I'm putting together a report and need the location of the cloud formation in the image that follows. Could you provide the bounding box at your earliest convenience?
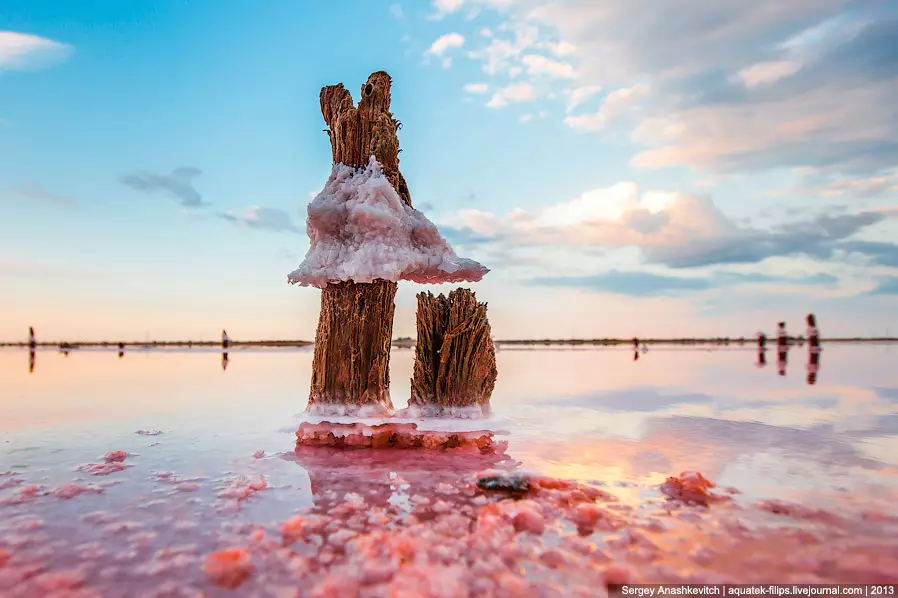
[439,181,887,269]
[0,31,73,71]
[119,167,205,207]
[442,0,898,188]
[219,206,301,234]
[528,269,838,296]
[8,186,76,206]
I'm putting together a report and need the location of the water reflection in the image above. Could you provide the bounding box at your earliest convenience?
[777,346,788,376]
[756,348,766,368]
[28,349,35,374]
[2,345,897,510]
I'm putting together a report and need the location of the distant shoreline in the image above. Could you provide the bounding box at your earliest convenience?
[2,336,896,349]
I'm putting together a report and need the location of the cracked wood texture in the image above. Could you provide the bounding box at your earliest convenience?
[410,288,498,415]
[308,71,410,413]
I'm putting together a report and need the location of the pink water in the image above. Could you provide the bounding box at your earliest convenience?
[1,345,897,596]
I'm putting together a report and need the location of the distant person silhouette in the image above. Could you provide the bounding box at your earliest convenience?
[806,314,820,351]
[118,342,125,359]
[757,332,767,350]
[28,327,36,350]
[806,313,821,384]
[222,329,230,350]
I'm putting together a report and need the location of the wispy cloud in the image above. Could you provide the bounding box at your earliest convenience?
[486,82,537,108]
[119,167,205,208]
[426,33,465,56]
[0,31,73,71]
[8,185,76,206]
[520,54,575,79]
[219,206,301,234]
[528,269,838,296]
[389,3,405,19]
[463,82,489,94]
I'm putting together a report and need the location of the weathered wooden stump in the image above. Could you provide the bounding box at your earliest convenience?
[410,288,498,415]
[307,72,409,414]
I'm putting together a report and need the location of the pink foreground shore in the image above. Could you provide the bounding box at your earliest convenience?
[1,427,897,597]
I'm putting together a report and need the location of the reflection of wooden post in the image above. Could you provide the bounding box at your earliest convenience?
[308,72,410,413]
[410,289,497,415]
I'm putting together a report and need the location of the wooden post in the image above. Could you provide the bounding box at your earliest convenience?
[308,72,410,414]
[410,288,497,415]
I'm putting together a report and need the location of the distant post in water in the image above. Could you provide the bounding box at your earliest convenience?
[776,322,788,348]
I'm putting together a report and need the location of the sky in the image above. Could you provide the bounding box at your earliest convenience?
[2,0,897,342]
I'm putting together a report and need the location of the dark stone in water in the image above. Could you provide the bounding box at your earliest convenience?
[477,472,530,494]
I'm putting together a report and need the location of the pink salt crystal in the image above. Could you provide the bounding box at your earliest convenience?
[281,516,307,545]
[309,574,360,598]
[0,548,10,567]
[204,547,254,589]
[661,471,723,506]
[52,484,102,500]
[0,478,22,490]
[253,450,265,459]
[603,562,633,585]
[80,462,128,476]
[176,482,199,493]
[104,451,128,463]
[33,569,87,591]
[360,561,396,585]
[571,503,604,530]
[512,505,546,535]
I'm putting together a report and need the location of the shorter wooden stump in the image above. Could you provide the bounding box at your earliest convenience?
[409,288,497,416]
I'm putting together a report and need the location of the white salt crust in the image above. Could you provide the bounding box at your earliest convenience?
[288,157,488,288]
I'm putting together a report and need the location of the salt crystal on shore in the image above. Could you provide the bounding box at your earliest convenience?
[288,157,488,287]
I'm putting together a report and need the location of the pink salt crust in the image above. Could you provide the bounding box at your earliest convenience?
[295,421,504,453]
[2,449,898,596]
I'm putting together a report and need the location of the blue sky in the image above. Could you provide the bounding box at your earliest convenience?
[2,0,897,341]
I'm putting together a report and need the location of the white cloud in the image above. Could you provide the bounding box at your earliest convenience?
[463,82,489,94]
[564,84,648,132]
[442,181,736,249]
[520,113,533,123]
[0,31,73,71]
[521,54,576,79]
[480,27,494,37]
[468,23,540,75]
[431,0,466,19]
[565,85,602,113]
[736,59,803,88]
[389,3,405,18]
[486,83,537,108]
[426,32,465,56]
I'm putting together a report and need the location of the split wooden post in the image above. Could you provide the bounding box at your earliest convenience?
[308,72,410,413]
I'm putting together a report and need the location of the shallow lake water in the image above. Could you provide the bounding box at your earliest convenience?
[2,344,897,596]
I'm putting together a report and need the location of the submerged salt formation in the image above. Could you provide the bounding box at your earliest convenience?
[408,288,497,417]
[289,71,489,415]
